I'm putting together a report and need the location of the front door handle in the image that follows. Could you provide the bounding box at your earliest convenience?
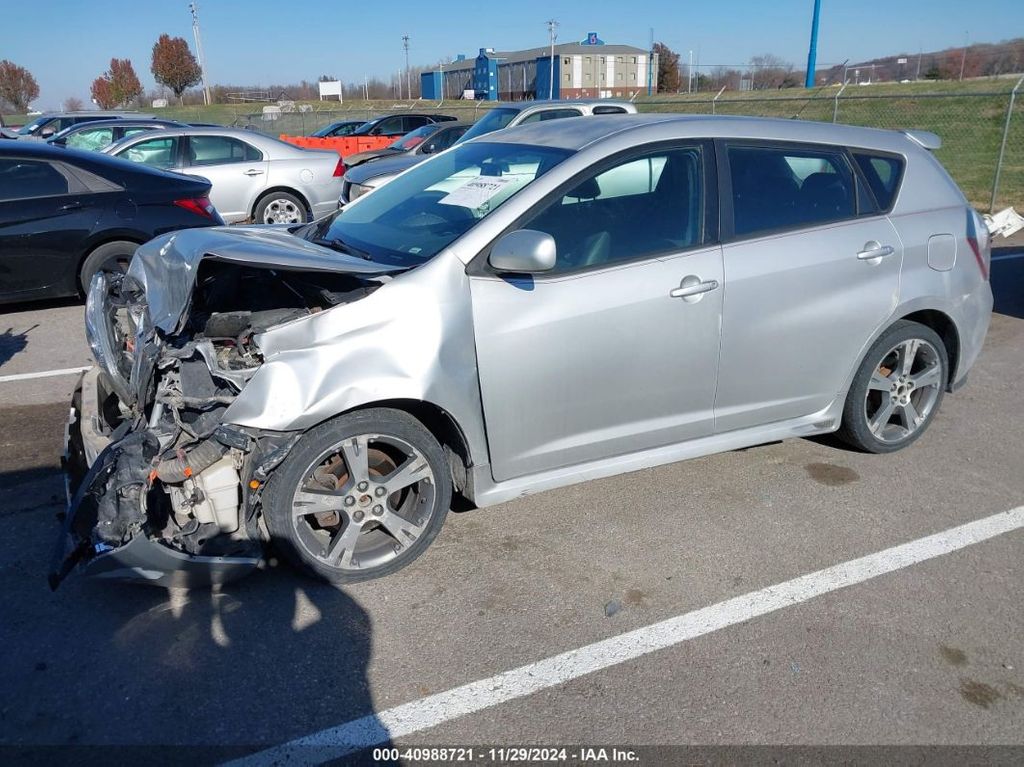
[59,201,82,211]
[670,276,720,303]
[243,169,265,176]
[857,242,895,261]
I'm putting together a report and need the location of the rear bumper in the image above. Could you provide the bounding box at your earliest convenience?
[952,280,994,387]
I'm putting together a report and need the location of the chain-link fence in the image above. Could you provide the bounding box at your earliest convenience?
[197,81,1024,213]
[234,102,495,137]
[638,83,1024,212]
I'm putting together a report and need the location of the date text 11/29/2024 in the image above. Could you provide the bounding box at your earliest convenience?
[372,747,640,763]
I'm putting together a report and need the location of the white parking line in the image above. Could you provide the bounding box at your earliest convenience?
[227,505,1024,767]
[0,366,91,384]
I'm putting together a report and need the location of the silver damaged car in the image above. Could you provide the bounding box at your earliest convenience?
[53,115,993,588]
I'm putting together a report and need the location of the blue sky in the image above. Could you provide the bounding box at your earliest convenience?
[2,0,1018,107]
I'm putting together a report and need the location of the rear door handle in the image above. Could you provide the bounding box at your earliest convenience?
[670,276,720,302]
[857,243,895,261]
[243,169,265,176]
[59,201,82,211]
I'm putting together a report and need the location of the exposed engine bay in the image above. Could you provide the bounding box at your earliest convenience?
[52,249,391,589]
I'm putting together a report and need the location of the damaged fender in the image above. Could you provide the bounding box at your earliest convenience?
[223,250,489,463]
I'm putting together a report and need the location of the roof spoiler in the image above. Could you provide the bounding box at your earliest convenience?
[902,130,941,151]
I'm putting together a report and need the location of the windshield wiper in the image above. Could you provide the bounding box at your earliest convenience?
[312,237,373,261]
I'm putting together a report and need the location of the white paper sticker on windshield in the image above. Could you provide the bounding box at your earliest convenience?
[438,176,515,209]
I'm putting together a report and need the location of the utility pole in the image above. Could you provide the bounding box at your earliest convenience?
[402,35,411,100]
[189,2,211,105]
[959,31,968,81]
[804,0,822,89]
[546,19,558,100]
[363,74,368,101]
[648,28,654,96]
[915,47,922,80]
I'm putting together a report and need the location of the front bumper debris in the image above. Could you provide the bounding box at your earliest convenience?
[50,374,260,590]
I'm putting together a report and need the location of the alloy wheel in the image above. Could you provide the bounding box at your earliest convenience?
[262,198,303,224]
[290,433,436,572]
[863,338,943,444]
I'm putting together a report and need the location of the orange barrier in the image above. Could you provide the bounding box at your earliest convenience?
[279,134,398,158]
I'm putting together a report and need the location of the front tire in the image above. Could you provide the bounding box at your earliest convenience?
[263,408,451,584]
[837,321,948,453]
[254,191,307,224]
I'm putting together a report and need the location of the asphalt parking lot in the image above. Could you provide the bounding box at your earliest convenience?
[1,249,1023,764]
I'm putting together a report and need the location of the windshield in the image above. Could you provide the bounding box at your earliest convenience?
[390,124,438,151]
[457,108,520,144]
[17,117,49,136]
[306,141,571,267]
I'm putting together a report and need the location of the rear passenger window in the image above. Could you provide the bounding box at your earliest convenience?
[727,145,856,237]
[592,106,627,115]
[853,153,904,210]
[0,159,70,200]
[518,108,584,124]
[189,135,260,166]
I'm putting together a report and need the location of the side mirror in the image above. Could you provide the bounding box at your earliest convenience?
[488,230,556,273]
[421,142,437,154]
[39,126,56,138]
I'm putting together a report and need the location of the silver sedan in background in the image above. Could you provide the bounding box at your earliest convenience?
[103,127,344,224]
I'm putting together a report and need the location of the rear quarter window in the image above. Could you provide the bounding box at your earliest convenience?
[853,153,904,210]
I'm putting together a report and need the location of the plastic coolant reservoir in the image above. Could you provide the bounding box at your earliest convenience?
[191,456,241,533]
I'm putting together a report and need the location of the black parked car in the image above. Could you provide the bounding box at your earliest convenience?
[309,119,367,138]
[47,119,189,150]
[0,141,223,304]
[349,113,456,138]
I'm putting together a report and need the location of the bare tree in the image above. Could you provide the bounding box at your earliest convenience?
[63,97,84,111]
[749,54,795,89]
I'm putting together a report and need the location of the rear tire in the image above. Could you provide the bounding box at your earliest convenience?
[254,192,307,224]
[79,241,138,293]
[836,321,948,453]
[263,408,451,584]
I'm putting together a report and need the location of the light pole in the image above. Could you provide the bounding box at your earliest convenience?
[546,19,558,100]
[189,2,212,105]
[804,0,822,89]
[402,35,411,100]
[959,31,969,81]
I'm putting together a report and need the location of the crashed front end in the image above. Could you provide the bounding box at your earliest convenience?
[51,228,398,589]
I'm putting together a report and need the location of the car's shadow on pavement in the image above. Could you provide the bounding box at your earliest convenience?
[0,459,389,763]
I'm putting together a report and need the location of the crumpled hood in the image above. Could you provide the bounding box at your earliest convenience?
[126,225,403,334]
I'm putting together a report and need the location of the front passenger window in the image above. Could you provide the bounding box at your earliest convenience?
[522,146,704,274]
[120,136,179,169]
